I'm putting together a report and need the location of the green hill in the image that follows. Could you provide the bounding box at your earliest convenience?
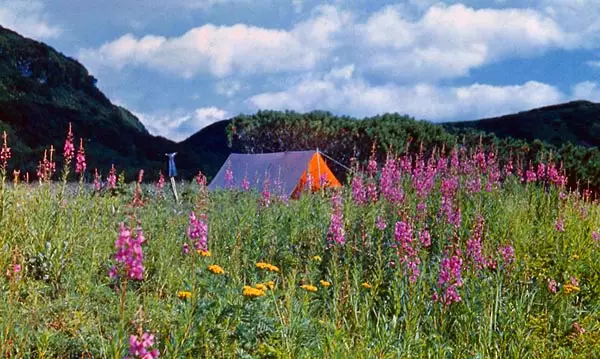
[0,25,178,179]
[443,100,600,147]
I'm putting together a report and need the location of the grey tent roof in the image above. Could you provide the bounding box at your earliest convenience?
[208,151,317,196]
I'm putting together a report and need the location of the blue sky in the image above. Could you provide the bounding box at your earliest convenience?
[2,0,600,141]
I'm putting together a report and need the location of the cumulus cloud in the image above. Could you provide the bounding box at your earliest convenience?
[135,107,229,141]
[357,3,571,80]
[78,5,351,78]
[248,66,564,121]
[0,0,62,40]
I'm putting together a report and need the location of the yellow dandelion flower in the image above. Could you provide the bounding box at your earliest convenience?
[312,255,322,262]
[207,264,225,275]
[256,262,280,272]
[319,280,331,287]
[198,250,211,257]
[563,284,580,294]
[255,283,268,291]
[572,254,580,260]
[265,280,275,290]
[243,285,266,298]
[177,291,192,300]
[300,284,318,292]
[361,282,372,289]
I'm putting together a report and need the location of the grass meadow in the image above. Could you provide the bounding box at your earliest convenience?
[1,138,600,358]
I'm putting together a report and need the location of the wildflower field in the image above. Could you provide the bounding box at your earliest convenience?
[1,130,600,358]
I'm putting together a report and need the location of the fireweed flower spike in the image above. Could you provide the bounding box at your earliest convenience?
[156,171,165,192]
[63,122,75,164]
[434,253,464,306]
[110,222,146,281]
[126,332,159,359]
[108,164,117,189]
[93,168,101,191]
[0,131,11,171]
[75,138,86,175]
[327,191,345,246]
[187,211,208,253]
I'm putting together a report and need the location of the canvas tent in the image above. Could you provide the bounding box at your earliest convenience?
[208,151,342,198]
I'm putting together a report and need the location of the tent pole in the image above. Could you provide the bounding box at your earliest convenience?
[170,177,179,203]
[316,148,322,192]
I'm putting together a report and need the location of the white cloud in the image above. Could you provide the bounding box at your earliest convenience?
[572,81,600,102]
[0,0,61,40]
[249,66,564,121]
[78,5,351,78]
[357,3,570,80]
[215,80,243,97]
[135,107,229,141]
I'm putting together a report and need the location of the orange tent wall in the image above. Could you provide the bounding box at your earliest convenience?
[292,152,341,198]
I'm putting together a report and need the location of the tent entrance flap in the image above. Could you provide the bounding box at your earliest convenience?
[292,152,342,197]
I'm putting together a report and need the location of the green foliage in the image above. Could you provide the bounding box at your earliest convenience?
[0,164,599,357]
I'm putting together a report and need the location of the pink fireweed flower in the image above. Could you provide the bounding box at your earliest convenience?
[0,131,11,170]
[75,138,86,174]
[306,172,314,191]
[450,149,460,171]
[111,223,146,281]
[592,231,600,242]
[156,171,165,191]
[132,170,145,207]
[63,122,75,163]
[498,244,515,266]
[126,332,159,359]
[93,168,101,191]
[327,191,345,246]
[352,175,367,205]
[367,156,378,176]
[182,243,189,255]
[260,177,271,208]
[380,154,403,203]
[555,218,565,232]
[473,148,487,171]
[525,166,537,183]
[504,159,513,177]
[195,171,207,187]
[536,162,546,182]
[366,178,378,203]
[187,211,208,252]
[570,276,579,287]
[108,165,117,189]
[224,165,234,187]
[419,229,431,247]
[547,163,561,185]
[435,253,464,306]
[394,220,421,283]
[394,221,414,257]
[466,217,486,270]
[241,175,250,191]
[547,279,558,294]
[400,154,412,173]
[466,177,481,194]
[375,216,387,231]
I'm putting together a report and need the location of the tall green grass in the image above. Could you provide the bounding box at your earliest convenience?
[0,171,599,358]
